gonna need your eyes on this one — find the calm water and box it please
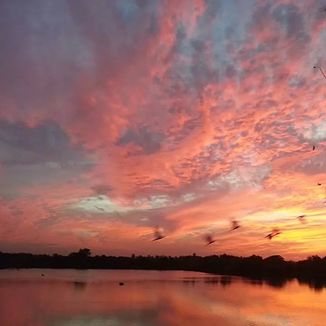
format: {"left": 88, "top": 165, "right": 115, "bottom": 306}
{"left": 0, "top": 270, "right": 325, "bottom": 326}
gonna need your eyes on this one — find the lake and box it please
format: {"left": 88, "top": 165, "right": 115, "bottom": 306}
{"left": 0, "top": 269, "right": 325, "bottom": 326}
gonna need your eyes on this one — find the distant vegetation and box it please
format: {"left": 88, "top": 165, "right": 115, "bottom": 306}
{"left": 1, "top": 249, "right": 325, "bottom": 290}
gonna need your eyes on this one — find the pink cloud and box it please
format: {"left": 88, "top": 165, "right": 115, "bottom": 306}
{"left": 0, "top": 0, "right": 325, "bottom": 258}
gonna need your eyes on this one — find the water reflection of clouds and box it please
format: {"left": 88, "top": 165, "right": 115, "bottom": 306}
{"left": 0, "top": 271, "right": 325, "bottom": 326}
{"left": 51, "top": 314, "right": 157, "bottom": 326}
{"left": 50, "top": 315, "right": 155, "bottom": 326}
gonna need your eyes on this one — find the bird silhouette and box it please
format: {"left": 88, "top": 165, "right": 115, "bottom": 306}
{"left": 204, "top": 234, "right": 216, "bottom": 246}
{"left": 231, "top": 220, "right": 240, "bottom": 231}
{"left": 312, "top": 145, "right": 316, "bottom": 151}
{"left": 313, "top": 65, "right": 326, "bottom": 80}
{"left": 297, "top": 215, "right": 306, "bottom": 224}
{"left": 317, "top": 183, "right": 322, "bottom": 186}
{"left": 95, "top": 206, "right": 105, "bottom": 211}
{"left": 265, "top": 228, "right": 281, "bottom": 240}
{"left": 153, "top": 227, "right": 165, "bottom": 241}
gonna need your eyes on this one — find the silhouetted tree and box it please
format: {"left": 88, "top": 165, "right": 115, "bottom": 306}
{"left": 68, "top": 248, "right": 91, "bottom": 258}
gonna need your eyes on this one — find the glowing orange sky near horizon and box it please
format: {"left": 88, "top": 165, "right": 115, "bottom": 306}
{"left": 0, "top": 0, "right": 325, "bottom": 259}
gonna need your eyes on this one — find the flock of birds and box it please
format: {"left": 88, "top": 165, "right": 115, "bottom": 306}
{"left": 152, "top": 65, "right": 326, "bottom": 246}
{"left": 152, "top": 221, "right": 242, "bottom": 245}
{"left": 87, "top": 65, "right": 326, "bottom": 245}
{"left": 152, "top": 144, "right": 323, "bottom": 245}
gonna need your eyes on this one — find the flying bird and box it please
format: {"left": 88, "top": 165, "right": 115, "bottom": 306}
{"left": 204, "top": 234, "right": 216, "bottom": 246}
{"left": 313, "top": 65, "right": 326, "bottom": 80}
{"left": 265, "top": 228, "right": 281, "bottom": 240}
{"left": 312, "top": 145, "right": 316, "bottom": 151}
{"left": 297, "top": 215, "right": 306, "bottom": 224}
{"left": 317, "top": 183, "right": 322, "bottom": 186}
{"left": 95, "top": 206, "right": 105, "bottom": 211}
{"left": 153, "top": 227, "right": 165, "bottom": 241}
{"left": 231, "top": 220, "right": 240, "bottom": 231}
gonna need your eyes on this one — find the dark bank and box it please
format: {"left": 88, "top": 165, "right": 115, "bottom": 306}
{"left": 1, "top": 249, "right": 325, "bottom": 290}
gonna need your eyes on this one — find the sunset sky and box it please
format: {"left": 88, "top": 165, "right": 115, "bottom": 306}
{"left": 0, "top": 0, "right": 325, "bottom": 259}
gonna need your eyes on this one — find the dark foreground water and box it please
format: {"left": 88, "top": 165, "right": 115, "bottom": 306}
{"left": 0, "top": 269, "right": 325, "bottom": 326}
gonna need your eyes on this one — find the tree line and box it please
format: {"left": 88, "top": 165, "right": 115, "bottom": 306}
{"left": 0, "top": 249, "right": 325, "bottom": 290}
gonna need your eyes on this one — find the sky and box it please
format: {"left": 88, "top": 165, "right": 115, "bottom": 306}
{"left": 0, "top": 0, "right": 326, "bottom": 259}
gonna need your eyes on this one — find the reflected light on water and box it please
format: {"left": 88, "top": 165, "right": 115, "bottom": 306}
{"left": 0, "top": 270, "right": 325, "bottom": 326}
